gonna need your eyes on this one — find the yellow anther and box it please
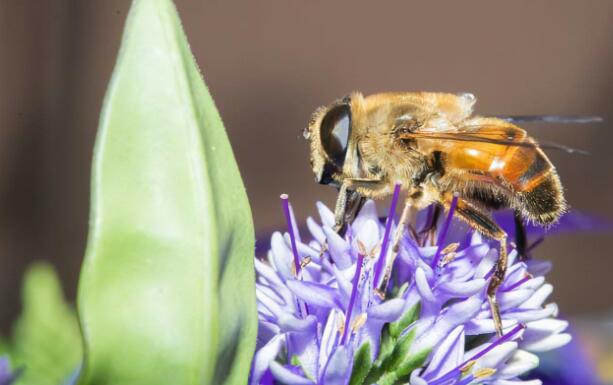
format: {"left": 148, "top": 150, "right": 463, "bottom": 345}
{"left": 442, "top": 252, "right": 457, "bottom": 265}
{"left": 441, "top": 242, "right": 460, "bottom": 254}
{"left": 300, "top": 256, "right": 312, "bottom": 269}
{"left": 356, "top": 239, "right": 379, "bottom": 257}
{"left": 357, "top": 239, "right": 368, "bottom": 256}
{"left": 318, "top": 243, "right": 329, "bottom": 257}
{"left": 460, "top": 360, "right": 476, "bottom": 374}
{"left": 337, "top": 314, "right": 346, "bottom": 335}
{"left": 474, "top": 368, "right": 496, "bottom": 379}
{"left": 351, "top": 313, "right": 368, "bottom": 332}
{"left": 370, "top": 244, "right": 381, "bottom": 258}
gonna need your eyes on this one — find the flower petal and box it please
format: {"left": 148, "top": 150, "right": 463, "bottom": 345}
{"left": 498, "top": 289, "right": 534, "bottom": 310}
{"left": 269, "top": 361, "right": 314, "bottom": 385}
{"left": 320, "top": 345, "right": 352, "bottom": 385}
{"left": 524, "top": 319, "right": 568, "bottom": 338}
{"left": 323, "top": 226, "right": 353, "bottom": 269}
{"left": 492, "top": 380, "right": 542, "bottom": 385}
{"left": 353, "top": 219, "right": 380, "bottom": 255}
{"left": 422, "top": 325, "right": 465, "bottom": 379}
{"left": 475, "top": 249, "right": 498, "bottom": 278}
{"left": 520, "top": 284, "right": 553, "bottom": 309}
{"left": 255, "top": 258, "right": 284, "bottom": 288}
{"left": 287, "top": 279, "right": 341, "bottom": 309}
{"left": 410, "top": 296, "right": 481, "bottom": 355}
{"left": 469, "top": 341, "right": 518, "bottom": 370}
{"left": 495, "top": 350, "right": 539, "bottom": 378}
{"left": 317, "top": 201, "right": 335, "bottom": 228}
{"left": 367, "top": 298, "right": 405, "bottom": 321}
{"left": 410, "top": 370, "right": 429, "bottom": 385}
{"left": 503, "top": 303, "right": 556, "bottom": 322}
{"left": 437, "top": 278, "right": 486, "bottom": 297}
{"left": 465, "top": 319, "right": 518, "bottom": 335}
{"left": 307, "top": 216, "right": 326, "bottom": 245}
{"left": 251, "top": 334, "right": 286, "bottom": 385}
{"left": 270, "top": 232, "right": 293, "bottom": 279}
{"left": 351, "top": 200, "right": 379, "bottom": 233}
{"left": 278, "top": 314, "right": 318, "bottom": 333}
{"left": 319, "top": 310, "right": 342, "bottom": 370}
{"left": 520, "top": 333, "right": 571, "bottom": 352}
{"left": 415, "top": 267, "right": 436, "bottom": 303}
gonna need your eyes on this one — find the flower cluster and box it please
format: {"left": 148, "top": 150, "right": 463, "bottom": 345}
{"left": 0, "top": 356, "right": 17, "bottom": 385}
{"left": 251, "top": 193, "right": 570, "bottom": 385}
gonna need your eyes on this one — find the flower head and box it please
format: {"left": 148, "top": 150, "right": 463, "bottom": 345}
{"left": 0, "top": 356, "right": 19, "bottom": 385}
{"left": 252, "top": 194, "right": 570, "bottom": 385}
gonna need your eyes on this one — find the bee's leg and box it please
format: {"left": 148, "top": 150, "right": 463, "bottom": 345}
{"left": 333, "top": 178, "right": 384, "bottom": 233}
{"left": 454, "top": 199, "right": 508, "bottom": 336}
{"left": 333, "top": 183, "right": 350, "bottom": 233}
{"left": 514, "top": 210, "right": 527, "bottom": 260}
{"left": 376, "top": 198, "right": 414, "bottom": 297}
{"left": 422, "top": 205, "right": 442, "bottom": 246}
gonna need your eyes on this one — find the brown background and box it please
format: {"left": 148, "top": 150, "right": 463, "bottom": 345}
{"left": 0, "top": 0, "right": 611, "bottom": 331}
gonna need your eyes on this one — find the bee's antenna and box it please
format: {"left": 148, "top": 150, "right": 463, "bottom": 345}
{"left": 496, "top": 115, "right": 603, "bottom": 124}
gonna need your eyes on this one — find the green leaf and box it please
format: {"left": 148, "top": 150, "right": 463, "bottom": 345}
{"left": 393, "top": 347, "right": 429, "bottom": 380}
{"left": 368, "top": 328, "right": 419, "bottom": 385}
{"left": 373, "top": 325, "right": 394, "bottom": 368}
{"left": 76, "top": 0, "right": 257, "bottom": 384}
{"left": 389, "top": 302, "right": 420, "bottom": 339}
{"left": 11, "top": 262, "right": 82, "bottom": 385}
{"left": 349, "top": 342, "right": 372, "bottom": 385}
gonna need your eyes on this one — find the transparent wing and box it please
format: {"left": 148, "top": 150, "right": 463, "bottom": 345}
{"left": 495, "top": 115, "right": 603, "bottom": 124}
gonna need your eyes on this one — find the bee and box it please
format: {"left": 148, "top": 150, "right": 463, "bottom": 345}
{"left": 304, "top": 91, "right": 568, "bottom": 336}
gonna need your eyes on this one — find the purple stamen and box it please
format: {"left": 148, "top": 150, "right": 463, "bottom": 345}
{"left": 280, "top": 194, "right": 301, "bottom": 276}
{"left": 527, "top": 237, "right": 545, "bottom": 252}
{"left": 431, "top": 194, "right": 459, "bottom": 268}
{"left": 341, "top": 253, "right": 365, "bottom": 345}
{"left": 373, "top": 183, "right": 402, "bottom": 288}
{"left": 429, "top": 324, "right": 525, "bottom": 385}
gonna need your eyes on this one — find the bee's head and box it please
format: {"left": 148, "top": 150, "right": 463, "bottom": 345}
{"left": 304, "top": 95, "right": 353, "bottom": 186}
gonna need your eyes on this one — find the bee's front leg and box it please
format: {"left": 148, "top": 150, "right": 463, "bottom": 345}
{"left": 333, "top": 183, "right": 350, "bottom": 233}
{"left": 333, "top": 178, "right": 384, "bottom": 233}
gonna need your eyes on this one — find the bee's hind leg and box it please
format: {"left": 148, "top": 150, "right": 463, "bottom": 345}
{"left": 454, "top": 199, "right": 508, "bottom": 336}
{"left": 514, "top": 210, "right": 527, "bottom": 260}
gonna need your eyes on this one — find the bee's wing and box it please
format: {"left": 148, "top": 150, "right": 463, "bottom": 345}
{"left": 495, "top": 115, "right": 603, "bottom": 124}
{"left": 404, "top": 121, "right": 588, "bottom": 155}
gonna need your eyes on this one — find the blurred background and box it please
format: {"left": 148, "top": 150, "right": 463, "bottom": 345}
{"left": 0, "top": 0, "right": 611, "bottom": 379}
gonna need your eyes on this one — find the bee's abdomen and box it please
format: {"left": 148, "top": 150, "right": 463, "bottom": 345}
{"left": 508, "top": 149, "right": 566, "bottom": 225}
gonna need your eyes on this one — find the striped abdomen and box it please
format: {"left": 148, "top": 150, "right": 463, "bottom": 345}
{"left": 431, "top": 119, "right": 566, "bottom": 224}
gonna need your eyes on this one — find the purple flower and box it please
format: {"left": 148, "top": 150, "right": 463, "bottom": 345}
{"left": 252, "top": 195, "right": 570, "bottom": 385}
{"left": 0, "top": 356, "right": 18, "bottom": 385}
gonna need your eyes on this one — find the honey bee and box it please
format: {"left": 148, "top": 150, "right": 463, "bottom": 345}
{"left": 304, "top": 91, "right": 567, "bottom": 335}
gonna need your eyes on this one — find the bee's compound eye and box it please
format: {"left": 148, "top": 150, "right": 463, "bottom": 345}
{"left": 320, "top": 103, "right": 351, "bottom": 168}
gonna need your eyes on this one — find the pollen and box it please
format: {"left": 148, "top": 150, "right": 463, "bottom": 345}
{"left": 474, "top": 368, "right": 496, "bottom": 379}
{"left": 351, "top": 313, "right": 368, "bottom": 333}
{"left": 300, "top": 256, "right": 312, "bottom": 269}
{"left": 460, "top": 360, "right": 476, "bottom": 374}
{"left": 441, "top": 242, "right": 460, "bottom": 254}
